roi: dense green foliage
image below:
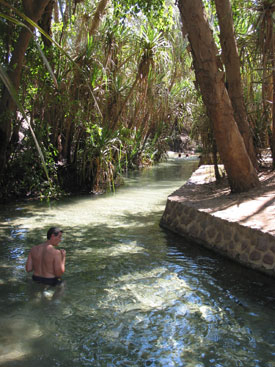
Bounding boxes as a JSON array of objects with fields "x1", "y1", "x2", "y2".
[{"x1": 0, "y1": 0, "x2": 274, "y2": 201}]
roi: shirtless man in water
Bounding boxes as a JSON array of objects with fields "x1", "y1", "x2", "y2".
[{"x1": 26, "y1": 227, "x2": 66, "y2": 286}]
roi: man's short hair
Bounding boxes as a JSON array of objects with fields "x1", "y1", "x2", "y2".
[{"x1": 47, "y1": 227, "x2": 63, "y2": 240}]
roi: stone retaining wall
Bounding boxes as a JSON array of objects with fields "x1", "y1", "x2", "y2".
[{"x1": 160, "y1": 168, "x2": 275, "y2": 277}]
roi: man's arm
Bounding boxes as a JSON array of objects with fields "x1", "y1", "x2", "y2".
[
  {"x1": 25, "y1": 252, "x2": 33, "y2": 272},
  {"x1": 53, "y1": 249, "x2": 66, "y2": 277}
]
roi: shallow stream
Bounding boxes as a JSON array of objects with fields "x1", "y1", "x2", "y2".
[{"x1": 0, "y1": 157, "x2": 274, "y2": 367}]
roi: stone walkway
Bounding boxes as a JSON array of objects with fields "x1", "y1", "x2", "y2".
[
  {"x1": 161, "y1": 164, "x2": 275, "y2": 277},
  {"x1": 183, "y1": 165, "x2": 275, "y2": 236}
]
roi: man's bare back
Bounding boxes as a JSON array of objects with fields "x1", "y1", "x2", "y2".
[{"x1": 26, "y1": 227, "x2": 66, "y2": 285}]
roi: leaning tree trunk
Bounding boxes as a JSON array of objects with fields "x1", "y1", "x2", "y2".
[
  {"x1": 0, "y1": 0, "x2": 50, "y2": 174},
  {"x1": 89, "y1": 0, "x2": 109, "y2": 36},
  {"x1": 178, "y1": 0, "x2": 259, "y2": 193},
  {"x1": 214, "y1": 0, "x2": 258, "y2": 169},
  {"x1": 271, "y1": 18, "x2": 275, "y2": 168}
]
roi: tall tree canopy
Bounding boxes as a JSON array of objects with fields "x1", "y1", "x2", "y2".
[
  {"x1": 0, "y1": 0, "x2": 273, "y2": 201},
  {"x1": 178, "y1": 0, "x2": 260, "y2": 192}
]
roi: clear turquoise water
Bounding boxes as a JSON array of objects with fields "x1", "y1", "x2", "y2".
[{"x1": 0, "y1": 157, "x2": 274, "y2": 367}]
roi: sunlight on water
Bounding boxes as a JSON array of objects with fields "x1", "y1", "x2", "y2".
[
  {"x1": 0, "y1": 157, "x2": 275, "y2": 367},
  {"x1": 75, "y1": 241, "x2": 145, "y2": 257},
  {"x1": 0, "y1": 315, "x2": 43, "y2": 364}
]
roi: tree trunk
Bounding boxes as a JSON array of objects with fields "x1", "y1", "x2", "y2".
[
  {"x1": 271, "y1": 19, "x2": 275, "y2": 168},
  {"x1": 214, "y1": 0, "x2": 258, "y2": 169},
  {"x1": 89, "y1": 0, "x2": 109, "y2": 36},
  {"x1": 178, "y1": 0, "x2": 259, "y2": 193},
  {"x1": 39, "y1": 0, "x2": 55, "y2": 48},
  {"x1": 0, "y1": 0, "x2": 50, "y2": 173}
]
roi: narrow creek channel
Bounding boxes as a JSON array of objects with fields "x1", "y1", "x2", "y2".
[{"x1": 0, "y1": 157, "x2": 274, "y2": 367}]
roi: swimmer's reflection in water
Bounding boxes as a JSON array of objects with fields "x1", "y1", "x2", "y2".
[{"x1": 26, "y1": 227, "x2": 66, "y2": 286}]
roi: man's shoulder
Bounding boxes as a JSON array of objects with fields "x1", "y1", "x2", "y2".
[
  {"x1": 31, "y1": 243, "x2": 58, "y2": 254},
  {"x1": 44, "y1": 244, "x2": 60, "y2": 254},
  {"x1": 52, "y1": 247, "x2": 61, "y2": 255}
]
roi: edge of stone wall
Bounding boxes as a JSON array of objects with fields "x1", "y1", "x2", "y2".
[{"x1": 160, "y1": 168, "x2": 275, "y2": 278}]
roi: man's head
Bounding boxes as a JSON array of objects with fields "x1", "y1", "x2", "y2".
[{"x1": 47, "y1": 227, "x2": 63, "y2": 241}]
